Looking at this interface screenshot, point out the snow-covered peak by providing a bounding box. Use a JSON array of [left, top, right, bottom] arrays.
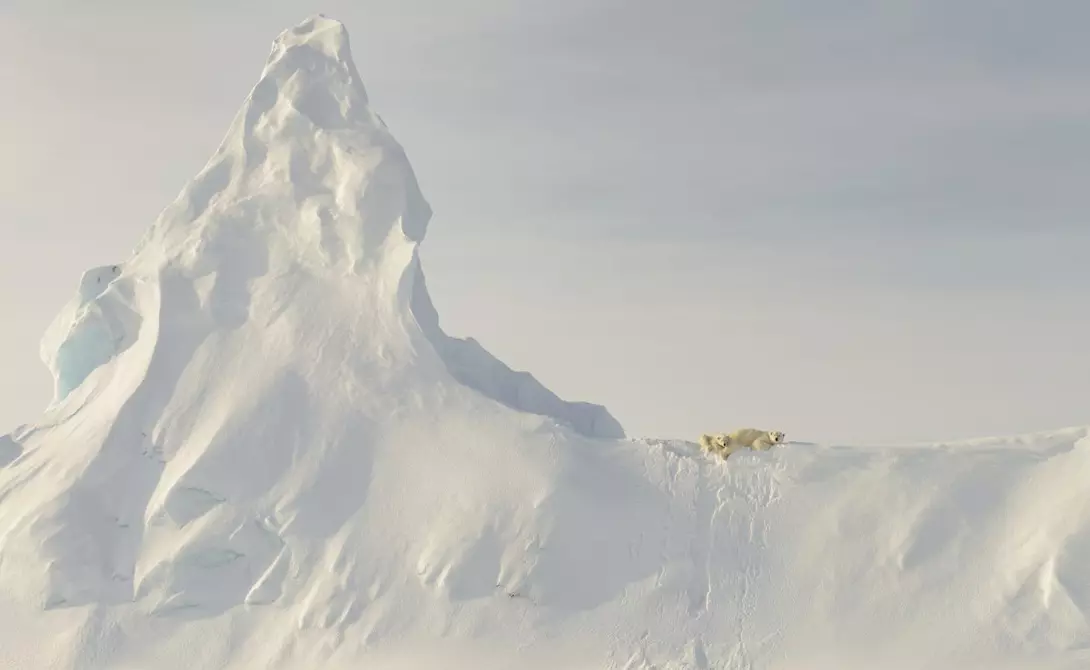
[[5, 16, 626, 650], [257, 14, 380, 134], [40, 13, 620, 437], [3, 15, 1086, 670], [132, 14, 425, 275], [267, 15, 359, 81]]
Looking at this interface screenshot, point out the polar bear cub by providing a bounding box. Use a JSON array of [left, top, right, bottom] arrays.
[[698, 433, 730, 453], [699, 428, 786, 460]]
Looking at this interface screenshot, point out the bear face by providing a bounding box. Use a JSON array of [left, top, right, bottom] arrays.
[[699, 433, 730, 453]]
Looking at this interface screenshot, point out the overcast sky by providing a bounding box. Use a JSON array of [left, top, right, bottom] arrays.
[[1, 1, 1088, 444]]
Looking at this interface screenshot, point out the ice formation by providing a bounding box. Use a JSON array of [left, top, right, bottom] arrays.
[[1, 15, 1088, 670]]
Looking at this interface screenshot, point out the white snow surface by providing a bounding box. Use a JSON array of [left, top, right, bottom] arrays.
[[2, 15, 1089, 670]]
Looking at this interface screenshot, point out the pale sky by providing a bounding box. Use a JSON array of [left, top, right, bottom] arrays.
[[1, 1, 1088, 444]]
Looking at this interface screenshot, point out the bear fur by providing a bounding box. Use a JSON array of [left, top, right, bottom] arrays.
[[699, 428, 786, 460], [698, 433, 730, 454]]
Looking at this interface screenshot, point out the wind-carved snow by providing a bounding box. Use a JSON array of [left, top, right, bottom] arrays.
[[411, 277, 624, 439], [1, 14, 1089, 670]]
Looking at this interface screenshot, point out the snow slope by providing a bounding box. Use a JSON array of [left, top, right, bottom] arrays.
[[1, 14, 1089, 670]]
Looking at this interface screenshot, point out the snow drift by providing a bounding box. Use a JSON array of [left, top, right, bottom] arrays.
[[1, 14, 1089, 670]]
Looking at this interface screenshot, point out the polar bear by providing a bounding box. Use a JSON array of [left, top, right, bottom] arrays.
[[698, 432, 730, 456], [725, 428, 785, 452], [700, 428, 785, 460]]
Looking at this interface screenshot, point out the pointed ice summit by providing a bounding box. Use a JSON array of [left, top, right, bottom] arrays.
[[3, 15, 1090, 670], [4, 11, 640, 648], [41, 15, 622, 441]]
